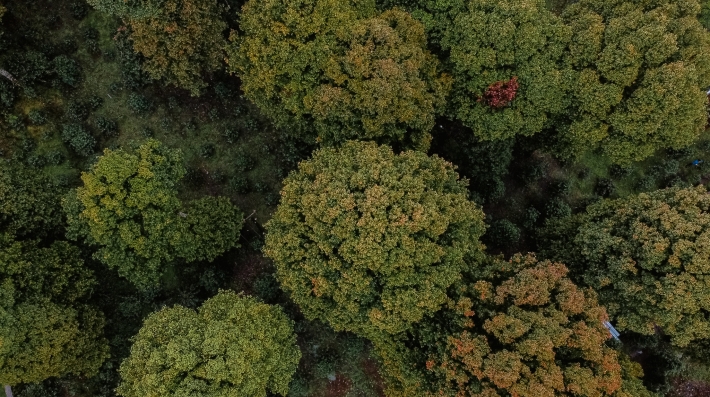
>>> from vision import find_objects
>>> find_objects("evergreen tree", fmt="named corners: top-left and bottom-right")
top-left (559, 0), bottom-right (710, 163)
top-left (264, 140), bottom-right (486, 340)
top-left (230, 0), bottom-right (450, 149)
top-left (64, 139), bottom-right (243, 289)
top-left (542, 186), bottom-right (710, 347)
top-left (117, 290), bottom-right (301, 397)
top-left (0, 235), bottom-right (109, 385)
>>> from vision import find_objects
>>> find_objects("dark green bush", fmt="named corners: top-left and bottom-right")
top-left (594, 178), bottom-right (616, 198)
top-left (28, 109), bottom-right (47, 125)
top-left (609, 164), bottom-right (632, 179)
top-left (636, 175), bottom-right (657, 191)
top-left (551, 179), bottom-right (571, 197)
top-left (65, 100), bottom-right (89, 122)
top-left (53, 55), bottom-right (82, 87)
top-left (94, 117), bottom-right (118, 137)
top-left (26, 154), bottom-right (46, 168)
top-left (139, 127), bottom-right (153, 138)
top-left (265, 192), bottom-right (280, 206)
top-left (486, 219), bottom-right (521, 246)
top-left (522, 161), bottom-right (547, 185)
top-left (228, 176), bottom-right (249, 194)
top-left (69, 1), bottom-right (88, 19)
top-left (81, 26), bottom-right (99, 40)
top-left (222, 127), bottom-right (239, 144)
top-left (522, 206), bottom-right (540, 229)
top-left (127, 93), bottom-right (151, 113)
top-left (545, 197), bottom-right (571, 219)
top-left (199, 143), bottom-right (215, 158)
top-left (61, 123), bottom-right (95, 156)
top-left (253, 181), bottom-right (269, 193)
top-left (253, 273), bottom-right (280, 302)
top-left (87, 95), bottom-right (104, 110)
top-left (234, 151), bottom-right (254, 172)
top-left (46, 150), bottom-right (64, 165)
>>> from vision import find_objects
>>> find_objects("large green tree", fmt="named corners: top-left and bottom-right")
top-left (375, 254), bottom-right (651, 397)
top-left (230, 0), bottom-right (450, 149)
top-left (542, 186), bottom-right (710, 347)
top-left (559, 0), bottom-right (710, 164)
top-left (263, 140), bottom-right (486, 340)
top-left (87, 0), bottom-right (227, 95)
top-left (441, 0), bottom-right (571, 141)
top-left (117, 290), bottom-right (301, 397)
top-left (0, 235), bottom-right (109, 385)
top-left (64, 139), bottom-right (243, 289)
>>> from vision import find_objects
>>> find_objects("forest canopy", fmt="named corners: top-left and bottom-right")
top-left (3, 0), bottom-right (710, 395)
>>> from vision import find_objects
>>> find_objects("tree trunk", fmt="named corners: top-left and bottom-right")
top-left (4, 385), bottom-right (12, 397)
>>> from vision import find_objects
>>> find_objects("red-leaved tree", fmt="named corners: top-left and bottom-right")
top-left (479, 76), bottom-right (519, 108)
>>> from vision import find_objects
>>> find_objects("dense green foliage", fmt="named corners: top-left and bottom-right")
top-left (64, 139), bottom-right (243, 288)
top-left (0, 165), bottom-right (64, 238)
top-left (442, 0), bottom-right (570, 141)
top-left (117, 290), bottom-right (301, 397)
top-left (559, 0), bottom-right (710, 163)
top-left (264, 140), bottom-right (486, 339)
top-left (231, 0), bottom-right (451, 149)
top-left (5, 0), bottom-right (710, 394)
top-left (543, 186), bottom-right (710, 347)
top-left (0, 235), bottom-right (109, 385)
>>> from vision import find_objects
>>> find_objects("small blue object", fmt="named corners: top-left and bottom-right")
top-left (693, 160), bottom-right (702, 166)
top-left (603, 321), bottom-right (621, 341)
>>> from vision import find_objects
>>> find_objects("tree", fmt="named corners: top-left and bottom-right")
top-left (64, 139), bottom-right (243, 289)
top-left (441, 0), bottom-right (571, 141)
top-left (87, 0), bottom-right (227, 95)
top-left (263, 140), bottom-right (486, 340)
top-left (0, 235), bottom-right (109, 385)
top-left (230, 0), bottom-right (451, 149)
top-left (375, 254), bottom-right (651, 397)
top-left (117, 290), bottom-right (301, 397)
top-left (559, 0), bottom-right (710, 164)
top-left (541, 186), bottom-right (710, 347)
top-left (0, 165), bottom-right (64, 238)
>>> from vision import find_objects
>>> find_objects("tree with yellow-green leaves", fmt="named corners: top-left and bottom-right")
top-left (441, 0), bottom-right (571, 141)
top-left (87, 0), bottom-right (227, 95)
top-left (117, 290), bottom-right (301, 397)
top-left (263, 140), bottom-right (486, 341)
top-left (64, 139), bottom-right (243, 289)
top-left (230, 0), bottom-right (451, 150)
top-left (375, 254), bottom-right (653, 397)
top-left (559, 0), bottom-right (710, 164)
top-left (0, 235), bottom-right (109, 386)
top-left (542, 186), bottom-right (710, 347)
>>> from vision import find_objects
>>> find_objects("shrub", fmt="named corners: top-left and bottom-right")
top-left (545, 197), bottom-right (571, 219)
top-left (94, 117), bottom-right (118, 137)
top-left (127, 93), bottom-right (151, 113)
top-left (522, 206), bottom-right (540, 229)
top-left (61, 123), bottom-right (95, 156)
top-left (636, 175), bottom-right (656, 191)
top-left (81, 26), bottom-right (99, 40)
top-left (53, 55), bottom-right (82, 87)
top-left (222, 127), bottom-right (239, 144)
top-left (485, 219), bottom-right (521, 246)
top-left (551, 179), bottom-right (572, 197)
top-left (69, 1), bottom-right (88, 19)
top-left (228, 176), bottom-right (249, 194)
top-left (199, 143), bottom-right (215, 158)
top-left (46, 150), bottom-right (63, 165)
top-left (28, 109), bottom-right (47, 125)
top-left (609, 164), bottom-right (632, 179)
top-left (86, 95), bottom-right (103, 111)
top-left (234, 151), bottom-right (254, 172)
top-left (594, 178), bottom-right (616, 198)
top-left (65, 100), bottom-right (89, 122)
